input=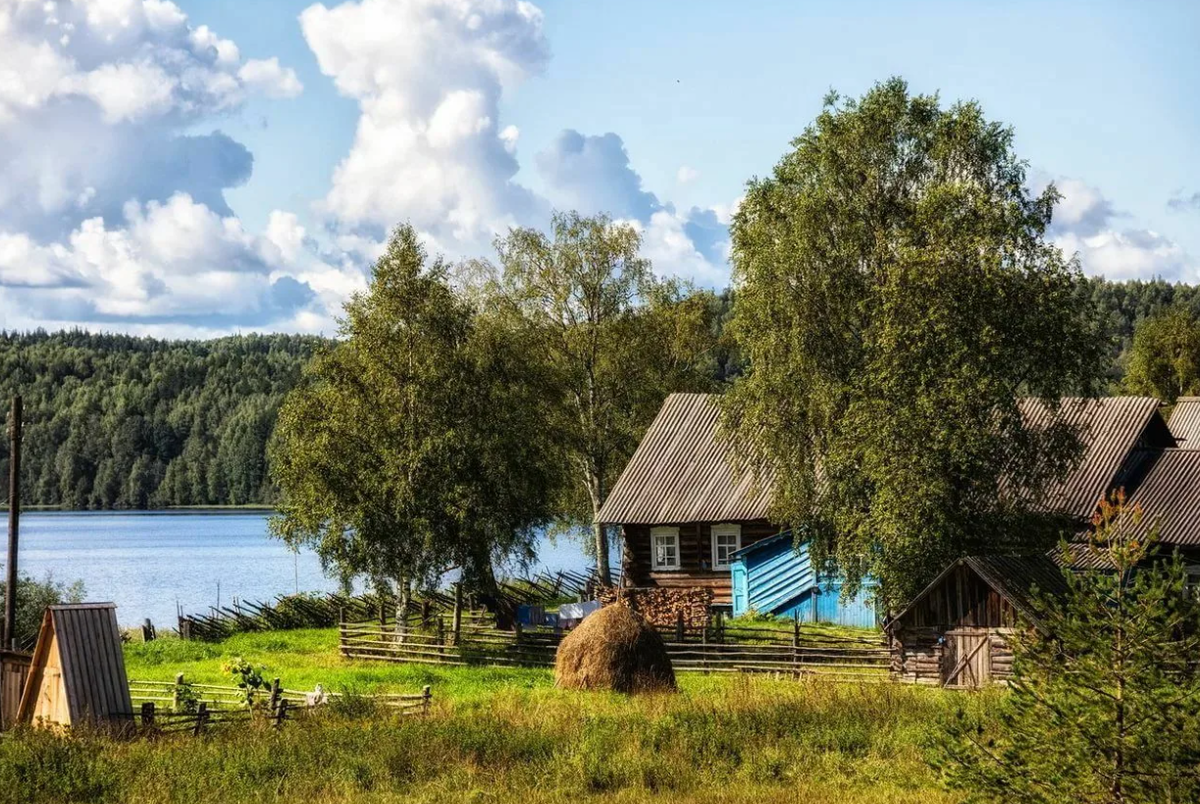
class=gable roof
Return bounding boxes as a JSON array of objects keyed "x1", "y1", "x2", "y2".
[
  {"x1": 1169, "y1": 398, "x2": 1200, "y2": 446},
  {"x1": 1120, "y1": 448, "x2": 1200, "y2": 547},
  {"x1": 1018, "y1": 396, "x2": 1168, "y2": 519},
  {"x1": 17, "y1": 603, "x2": 132, "y2": 726},
  {"x1": 597, "y1": 393, "x2": 771, "y2": 525},
  {"x1": 599, "y1": 393, "x2": 1167, "y2": 526},
  {"x1": 891, "y1": 554, "x2": 1069, "y2": 630}
]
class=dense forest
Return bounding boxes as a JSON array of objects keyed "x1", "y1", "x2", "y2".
[
  {"x1": 0, "y1": 277, "x2": 1195, "y2": 510},
  {"x1": 0, "y1": 331, "x2": 322, "y2": 509}
]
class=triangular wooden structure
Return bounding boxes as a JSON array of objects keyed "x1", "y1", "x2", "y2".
[{"x1": 16, "y1": 603, "x2": 132, "y2": 728}]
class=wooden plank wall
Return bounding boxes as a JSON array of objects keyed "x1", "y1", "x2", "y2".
[
  {"x1": 898, "y1": 565, "x2": 1021, "y2": 630},
  {"x1": 0, "y1": 652, "x2": 31, "y2": 730},
  {"x1": 623, "y1": 520, "x2": 778, "y2": 604}
]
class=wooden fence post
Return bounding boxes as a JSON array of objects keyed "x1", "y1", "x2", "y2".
[
  {"x1": 141, "y1": 702, "x2": 156, "y2": 729},
  {"x1": 452, "y1": 583, "x2": 463, "y2": 646},
  {"x1": 422, "y1": 685, "x2": 432, "y2": 716},
  {"x1": 793, "y1": 612, "x2": 801, "y2": 677},
  {"x1": 267, "y1": 677, "x2": 281, "y2": 715},
  {"x1": 716, "y1": 609, "x2": 725, "y2": 644},
  {"x1": 436, "y1": 616, "x2": 445, "y2": 655},
  {"x1": 193, "y1": 702, "x2": 209, "y2": 736},
  {"x1": 274, "y1": 699, "x2": 289, "y2": 729},
  {"x1": 675, "y1": 611, "x2": 685, "y2": 643},
  {"x1": 173, "y1": 672, "x2": 184, "y2": 711}
]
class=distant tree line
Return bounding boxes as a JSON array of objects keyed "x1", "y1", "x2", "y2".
[
  {"x1": 0, "y1": 282, "x2": 1195, "y2": 512},
  {"x1": 0, "y1": 331, "x2": 322, "y2": 509}
]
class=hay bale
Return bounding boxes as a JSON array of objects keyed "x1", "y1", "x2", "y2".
[{"x1": 554, "y1": 604, "x2": 676, "y2": 693}]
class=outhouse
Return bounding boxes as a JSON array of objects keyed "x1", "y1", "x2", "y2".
[{"x1": 17, "y1": 603, "x2": 133, "y2": 729}]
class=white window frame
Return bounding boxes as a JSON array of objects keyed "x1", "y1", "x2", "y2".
[
  {"x1": 651, "y1": 526, "x2": 681, "y2": 571},
  {"x1": 711, "y1": 523, "x2": 742, "y2": 570}
]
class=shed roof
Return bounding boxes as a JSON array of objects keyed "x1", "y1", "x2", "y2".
[
  {"x1": 597, "y1": 393, "x2": 772, "y2": 525},
  {"x1": 892, "y1": 554, "x2": 1070, "y2": 629},
  {"x1": 599, "y1": 393, "x2": 1165, "y2": 526},
  {"x1": 1169, "y1": 398, "x2": 1200, "y2": 446},
  {"x1": 18, "y1": 603, "x2": 132, "y2": 725}
]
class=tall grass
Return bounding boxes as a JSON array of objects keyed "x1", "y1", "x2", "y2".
[{"x1": 0, "y1": 674, "x2": 991, "y2": 804}]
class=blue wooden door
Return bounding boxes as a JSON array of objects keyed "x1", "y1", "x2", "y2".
[{"x1": 731, "y1": 560, "x2": 748, "y2": 616}]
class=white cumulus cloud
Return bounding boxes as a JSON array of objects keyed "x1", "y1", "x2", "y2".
[{"x1": 300, "y1": 0, "x2": 548, "y2": 252}]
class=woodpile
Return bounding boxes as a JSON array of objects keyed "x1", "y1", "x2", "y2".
[{"x1": 597, "y1": 587, "x2": 712, "y2": 629}]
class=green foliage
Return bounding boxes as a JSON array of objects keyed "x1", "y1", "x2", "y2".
[
  {"x1": 0, "y1": 331, "x2": 320, "y2": 509},
  {"x1": 0, "y1": 572, "x2": 84, "y2": 650},
  {"x1": 1123, "y1": 306, "x2": 1200, "y2": 404},
  {"x1": 724, "y1": 78, "x2": 1104, "y2": 605},
  {"x1": 491, "y1": 211, "x2": 718, "y2": 582},
  {"x1": 940, "y1": 494, "x2": 1200, "y2": 803},
  {"x1": 222, "y1": 656, "x2": 268, "y2": 706},
  {"x1": 269, "y1": 225, "x2": 561, "y2": 599}
]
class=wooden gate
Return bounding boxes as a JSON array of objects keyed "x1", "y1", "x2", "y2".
[{"x1": 942, "y1": 629, "x2": 990, "y2": 688}]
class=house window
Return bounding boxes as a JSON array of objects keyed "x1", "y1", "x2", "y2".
[
  {"x1": 711, "y1": 524, "x2": 742, "y2": 569},
  {"x1": 652, "y1": 527, "x2": 681, "y2": 570}
]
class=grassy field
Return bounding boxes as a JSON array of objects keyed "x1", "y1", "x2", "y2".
[{"x1": 0, "y1": 629, "x2": 992, "y2": 804}]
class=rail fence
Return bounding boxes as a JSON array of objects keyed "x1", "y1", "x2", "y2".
[
  {"x1": 339, "y1": 612, "x2": 889, "y2": 680},
  {"x1": 126, "y1": 675, "x2": 432, "y2": 735},
  {"x1": 177, "y1": 569, "x2": 595, "y2": 642}
]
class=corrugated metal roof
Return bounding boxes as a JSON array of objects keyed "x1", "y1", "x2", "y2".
[
  {"x1": 1122, "y1": 448, "x2": 1200, "y2": 546},
  {"x1": 1018, "y1": 396, "x2": 1165, "y2": 519},
  {"x1": 1169, "y1": 398, "x2": 1200, "y2": 447},
  {"x1": 597, "y1": 393, "x2": 772, "y2": 525},
  {"x1": 600, "y1": 393, "x2": 1164, "y2": 526}
]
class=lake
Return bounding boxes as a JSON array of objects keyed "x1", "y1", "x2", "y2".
[{"x1": 8, "y1": 512, "x2": 595, "y2": 628}]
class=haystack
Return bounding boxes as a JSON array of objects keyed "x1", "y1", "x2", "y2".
[{"x1": 554, "y1": 604, "x2": 676, "y2": 693}]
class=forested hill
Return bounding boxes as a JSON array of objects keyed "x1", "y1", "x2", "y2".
[
  {"x1": 0, "y1": 332, "x2": 325, "y2": 509},
  {"x1": 0, "y1": 278, "x2": 1194, "y2": 510}
]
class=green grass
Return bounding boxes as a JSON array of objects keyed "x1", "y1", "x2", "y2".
[{"x1": 0, "y1": 628, "x2": 992, "y2": 803}]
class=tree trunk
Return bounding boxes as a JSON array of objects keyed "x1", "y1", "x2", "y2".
[
  {"x1": 590, "y1": 473, "x2": 611, "y2": 586},
  {"x1": 395, "y1": 578, "x2": 409, "y2": 644}
]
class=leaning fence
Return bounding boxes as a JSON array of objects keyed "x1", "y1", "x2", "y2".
[
  {"x1": 177, "y1": 569, "x2": 595, "y2": 642},
  {"x1": 339, "y1": 612, "x2": 889, "y2": 680}
]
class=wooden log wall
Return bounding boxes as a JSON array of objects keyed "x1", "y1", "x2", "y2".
[{"x1": 622, "y1": 519, "x2": 778, "y2": 603}]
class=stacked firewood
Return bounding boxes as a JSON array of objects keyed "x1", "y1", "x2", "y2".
[{"x1": 597, "y1": 587, "x2": 713, "y2": 628}]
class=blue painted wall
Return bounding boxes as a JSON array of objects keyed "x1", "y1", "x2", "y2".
[{"x1": 730, "y1": 533, "x2": 879, "y2": 628}]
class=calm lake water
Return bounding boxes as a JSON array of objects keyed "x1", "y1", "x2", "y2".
[{"x1": 9, "y1": 512, "x2": 594, "y2": 628}]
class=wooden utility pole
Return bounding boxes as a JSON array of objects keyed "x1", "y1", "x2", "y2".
[{"x1": 5, "y1": 396, "x2": 22, "y2": 650}]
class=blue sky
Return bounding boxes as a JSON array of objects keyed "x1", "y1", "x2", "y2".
[{"x1": 1, "y1": 0, "x2": 1197, "y2": 337}]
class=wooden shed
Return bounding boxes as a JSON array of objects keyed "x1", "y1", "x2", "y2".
[
  {"x1": 0, "y1": 649, "x2": 32, "y2": 730},
  {"x1": 16, "y1": 603, "x2": 133, "y2": 729},
  {"x1": 886, "y1": 556, "x2": 1067, "y2": 688}
]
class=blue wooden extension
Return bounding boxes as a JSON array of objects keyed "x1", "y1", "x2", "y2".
[{"x1": 730, "y1": 532, "x2": 879, "y2": 628}]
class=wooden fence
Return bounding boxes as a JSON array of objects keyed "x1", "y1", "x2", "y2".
[
  {"x1": 178, "y1": 569, "x2": 594, "y2": 642},
  {"x1": 125, "y1": 676, "x2": 432, "y2": 735},
  {"x1": 339, "y1": 612, "x2": 889, "y2": 680}
]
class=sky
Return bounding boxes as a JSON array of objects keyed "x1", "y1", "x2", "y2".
[{"x1": 1, "y1": 0, "x2": 1198, "y2": 338}]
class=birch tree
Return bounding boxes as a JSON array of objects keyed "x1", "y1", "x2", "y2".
[{"x1": 492, "y1": 212, "x2": 716, "y2": 584}]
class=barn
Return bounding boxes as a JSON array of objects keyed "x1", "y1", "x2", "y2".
[
  {"x1": 886, "y1": 555, "x2": 1068, "y2": 688},
  {"x1": 17, "y1": 603, "x2": 133, "y2": 729}
]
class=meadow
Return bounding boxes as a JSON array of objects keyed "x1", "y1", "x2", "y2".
[{"x1": 0, "y1": 629, "x2": 993, "y2": 804}]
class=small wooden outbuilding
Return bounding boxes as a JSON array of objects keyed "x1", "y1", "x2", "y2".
[
  {"x1": 17, "y1": 603, "x2": 133, "y2": 729},
  {"x1": 0, "y1": 649, "x2": 31, "y2": 729},
  {"x1": 886, "y1": 555, "x2": 1067, "y2": 689}
]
